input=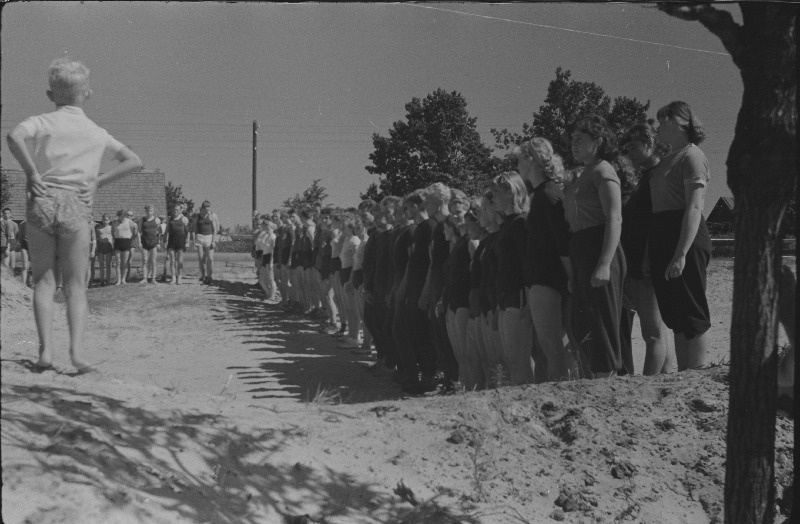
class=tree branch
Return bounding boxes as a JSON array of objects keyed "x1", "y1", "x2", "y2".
[{"x1": 657, "y1": 2, "x2": 745, "y2": 61}]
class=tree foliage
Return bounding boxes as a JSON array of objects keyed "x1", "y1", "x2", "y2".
[
  {"x1": 364, "y1": 88, "x2": 501, "y2": 200},
  {"x1": 282, "y1": 178, "x2": 329, "y2": 210},
  {"x1": 0, "y1": 170, "x2": 11, "y2": 210},
  {"x1": 491, "y1": 67, "x2": 650, "y2": 171},
  {"x1": 165, "y1": 181, "x2": 194, "y2": 216}
]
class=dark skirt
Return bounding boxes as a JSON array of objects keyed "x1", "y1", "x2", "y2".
[
  {"x1": 648, "y1": 210, "x2": 711, "y2": 339},
  {"x1": 340, "y1": 266, "x2": 352, "y2": 285},
  {"x1": 351, "y1": 268, "x2": 364, "y2": 289},
  {"x1": 569, "y1": 225, "x2": 627, "y2": 374},
  {"x1": 261, "y1": 253, "x2": 272, "y2": 267}
]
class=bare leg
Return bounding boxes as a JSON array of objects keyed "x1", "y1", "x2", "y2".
[
  {"x1": 22, "y1": 248, "x2": 30, "y2": 285},
  {"x1": 675, "y1": 331, "x2": 709, "y2": 370},
  {"x1": 205, "y1": 246, "x2": 214, "y2": 280},
  {"x1": 57, "y1": 224, "x2": 91, "y2": 370},
  {"x1": 500, "y1": 307, "x2": 535, "y2": 385},
  {"x1": 27, "y1": 226, "x2": 58, "y2": 368},
  {"x1": 528, "y1": 286, "x2": 569, "y2": 381}
]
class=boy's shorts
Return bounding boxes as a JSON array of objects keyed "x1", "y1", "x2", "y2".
[
  {"x1": 195, "y1": 234, "x2": 213, "y2": 249},
  {"x1": 27, "y1": 188, "x2": 91, "y2": 236}
]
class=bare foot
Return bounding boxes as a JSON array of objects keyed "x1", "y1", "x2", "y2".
[{"x1": 70, "y1": 354, "x2": 98, "y2": 375}]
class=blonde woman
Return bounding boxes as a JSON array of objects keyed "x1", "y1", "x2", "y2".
[
  {"x1": 513, "y1": 138, "x2": 575, "y2": 381},
  {"x1": 491, "y1": 172, "x2": 536, "y2": 385}
]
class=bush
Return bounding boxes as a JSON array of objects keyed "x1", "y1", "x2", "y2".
[{"x1": 215, "y1": 239, "x2": 252, "y2": 253}]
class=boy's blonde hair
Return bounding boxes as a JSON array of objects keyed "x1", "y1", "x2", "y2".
[{"x1": 48, "y1": 58, "x2": 90, "y2": 105}]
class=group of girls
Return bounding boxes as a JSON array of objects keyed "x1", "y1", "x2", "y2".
[{"x1": 258, "y1": 100, "x2": 712, "y2": 392}]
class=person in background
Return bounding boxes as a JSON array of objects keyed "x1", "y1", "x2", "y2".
[
  {"x1": 620, "y1": 122, "x2": 676, "y2": 375},
  {"x1": 95, "y1": 214, "x2": 114, "y2": 286},
  {"x1": 465, "y1": 197, "x2": 490, "y2": 389},
  {"x1": 478, "y1": 190, "x2": 504, "y2": 385},
  {"x1": 138, "y1": 204, "x2": 161, "y2": 284},
  {"x1": 87, "y1": 218, "x2": 96, "y2": 287},
  {"x1": 190, "y1": 200, "x2": 219, "y2": 285},
  {"x1": 2, "y1": 208, "x2": 19, "y2": 270},
  {"x1": 564, "y1": 114, "x2": 626, "y2": 378},
  {"x1": 18, "y1": 219, "x2": 31, "y2": 286},
  {"x1": 112, "y1": 209, "x2": 136, "y2": 285},
  {"x1": 648, "y1": 101, "x2": 712, "y2": 370},
  {"x1": 166, "y1": 203, "x2": 190, "y2": 285}
]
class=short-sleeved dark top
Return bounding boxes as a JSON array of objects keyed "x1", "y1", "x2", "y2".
[
  {"x1": 405, "y1": 218, "x2": 435, "y2": 292},
  {"x1": 481, "y1": 231, "x2": 500, "y2": 313},
  {"x1": 392, "y1": 224, "x2": 415, "y2": 288},
  {"x1": 445, "y1": 235, "x2": 472, "y2": 311},
  {"x1": 524, "y1": 179, "x2": 571, "y2": 293},
  {"x1": 362, "y1": 227, "x2": 380, "y2": 293},
  {"x1": 649, "y1": 144, "x2": 709, "y2": 213},
  {"x1": 493, "y1": 213, "x2": 528, "y2": 297},
  {"x1": 563, "y1": 161, "x2": 621, "y2": 232},
  {"x1": 373, "y1": 229, "x2": 394, "y2": 297},
  {"x1": 621, "y1": 166, "x2": 655, "y2": 280}
]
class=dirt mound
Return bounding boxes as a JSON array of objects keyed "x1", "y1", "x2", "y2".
[{"x1": 1, "y1": 264, "x2": 794, "y2": 523}]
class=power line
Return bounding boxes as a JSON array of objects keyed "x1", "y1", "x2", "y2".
[{"x1": 404, "y1": 4, "x2": 731, "y2": 57}]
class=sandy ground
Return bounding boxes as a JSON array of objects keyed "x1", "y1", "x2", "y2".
[{"x1": 1, "y1": 259, "x2": 794, "y2": 524}]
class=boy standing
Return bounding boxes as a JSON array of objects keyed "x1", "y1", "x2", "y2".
[{"x1": 6, "y1": 58, "x2": 143, "y2": 372}]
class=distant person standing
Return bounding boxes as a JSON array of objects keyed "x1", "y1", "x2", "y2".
[
  {"x1": 190, "y1": 200, "x2": 219, "y2": 285},
  {"x1": 94, "y1": 214, "x2": 114, "y2": 286},
  {"x1": 112, "y1": 209, "x2": 136, "y2": 285},
  {"x1": 5, "y1": 57, "x2": 142, "y2": 372},
  {"x1": 138, "y1": 204, "x2": 161, "y2": 284},
  {"x1": 18, "y1": 219, "x2": 31, "y2": 286},
  {"x1": 166, "y1": 204, "x2": 190, "y2": 284},
  {"x1": 2, "y1": 208, "x2": 19, "y2": 269}
]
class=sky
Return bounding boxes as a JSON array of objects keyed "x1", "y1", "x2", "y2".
[{"x1": 1, "y1": 2, "x2": 741, "y2": 228}]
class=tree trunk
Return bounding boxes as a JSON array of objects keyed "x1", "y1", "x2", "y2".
[{"x1": 724, "y1": 5, "x2": 796, "y2": 524}]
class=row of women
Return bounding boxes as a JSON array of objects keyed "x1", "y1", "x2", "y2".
[{"x1": 252, "y1": 100, "x2": 713, "y2": 393}]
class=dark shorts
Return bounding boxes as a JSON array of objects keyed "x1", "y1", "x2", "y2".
[
  {"x1": 649, "y1": 210, "x2": 711, "y2": 338},
  {"x1": 261, "y1": 253, "x2": 272, "y2": 267},
  {"x1": 97, "y1": 239, "x2": 114, "y2": 255},
  {"x1": 320, "y1": 257, "x2": 332, "y2": 280},
  {"x1": 331, "y1": 257, "x2": 342, "y2": 273},
  {"x1": 290, "y1": 253, "x2": 301, "y2": 269},
  {"x1": 20, "y1": 240, "x2": 28, "y2": 251},
  {"x1": 497, "y1": 289, "x2": 526, "y2": 310},
  {"x1": 114, "y1": 238, "x2": 132, "y2": 252},
  {"x1": 340, "y1": 267, "x2": 352, "y2": 285},
  {"x1": 255, "y1": 250, "x2": 263, "y2": 260},
  {"x1": 352, "y1": 268, "x2": 364, "y2": 289}
]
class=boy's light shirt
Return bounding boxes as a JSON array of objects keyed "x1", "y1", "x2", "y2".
[{"x1": 17, "y1": 105, "x2": 125, "y2": 193}]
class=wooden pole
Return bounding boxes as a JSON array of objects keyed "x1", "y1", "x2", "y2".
[{"x1": 252, "y1": 120, "x2": 258, "y2": 217}]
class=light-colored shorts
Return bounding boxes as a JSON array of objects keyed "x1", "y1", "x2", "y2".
[
  {"x1": 195, "y1": 234, "x2": 213, "y2": 249},
  {"x1": 27, "y1": 188, "x2": 91, "y2": 236}
]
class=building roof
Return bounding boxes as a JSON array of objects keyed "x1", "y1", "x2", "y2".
[
  {"x1": 707, "y1": 196, "x2": 735, "y2": 224},
  {"x1": 1, "y1": 168, "x2": 167, "y2": 221}
]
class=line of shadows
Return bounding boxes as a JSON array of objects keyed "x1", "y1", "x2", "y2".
[
  {"x1": 207, "y1": 280, "x2": 407, "y2": 404},
  {"x1": 2, "y1": 384, "x2": 478, "y2": 523}
]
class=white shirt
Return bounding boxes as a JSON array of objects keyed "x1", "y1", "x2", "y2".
[
  {"x1": 340, "y1": 235, "x2": 361, "y2": 269},
  {"x1": 17, "y1": 106, "x2": 125, "y2": 193}
]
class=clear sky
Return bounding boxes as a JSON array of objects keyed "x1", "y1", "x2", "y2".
[{"x1": 1, "y1": 2, "x2": 740, "y2": 228}]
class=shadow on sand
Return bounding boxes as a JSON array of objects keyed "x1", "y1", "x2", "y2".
[
  {"x1": 207, "y1": 279, "x2": 407, "y2": 405},
  {"x1": 2, "y1": 384, "x2": 479, "y2": 523}
]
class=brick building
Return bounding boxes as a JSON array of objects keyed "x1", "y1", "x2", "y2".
[{"x1": 1, "y1": 168, "x2": 167, "y2": 222}]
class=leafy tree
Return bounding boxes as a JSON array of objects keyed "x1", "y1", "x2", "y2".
[
  {"x1": 659, "y1": 4, "x2": 796, "y2": 523},
  {"x1": 165, "y1": 181, "x2": 194, "y2": 216},
  {"x1": 491, "y1": 67, "x2": 650, "y2": 170},
  {"x1": 364, "y1": 88, "x2": 500, "y2": 199},
  {"x1": 282, "y1": 178, "x2": 329, "y2": 210},
  {"x1": 0, "y1": 170, "x2": 11, "y2": 210}
]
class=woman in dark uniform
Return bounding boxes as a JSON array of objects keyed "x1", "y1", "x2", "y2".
[
  {"x1": 564, "y1": 115, "x2": 626, "y2": 378},
  {"x1": 649, "y1": 101, "x2": 712, "y2": 370},
  {"x1": 491, "y1": 171, "x2": 535, "y2": 385}
]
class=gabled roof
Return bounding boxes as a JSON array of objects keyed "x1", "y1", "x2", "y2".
[{"x1": 1, "y1": 168, "x2": 167, "y2": 221}]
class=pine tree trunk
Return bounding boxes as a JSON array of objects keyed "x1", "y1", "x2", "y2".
[{"x1": 724, "y1": 5, "x2": 796, "y2": 523}]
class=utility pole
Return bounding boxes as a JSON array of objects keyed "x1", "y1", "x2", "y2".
[{"x1": 252, "y1": 120, "x2": 258, "y2": 218}]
